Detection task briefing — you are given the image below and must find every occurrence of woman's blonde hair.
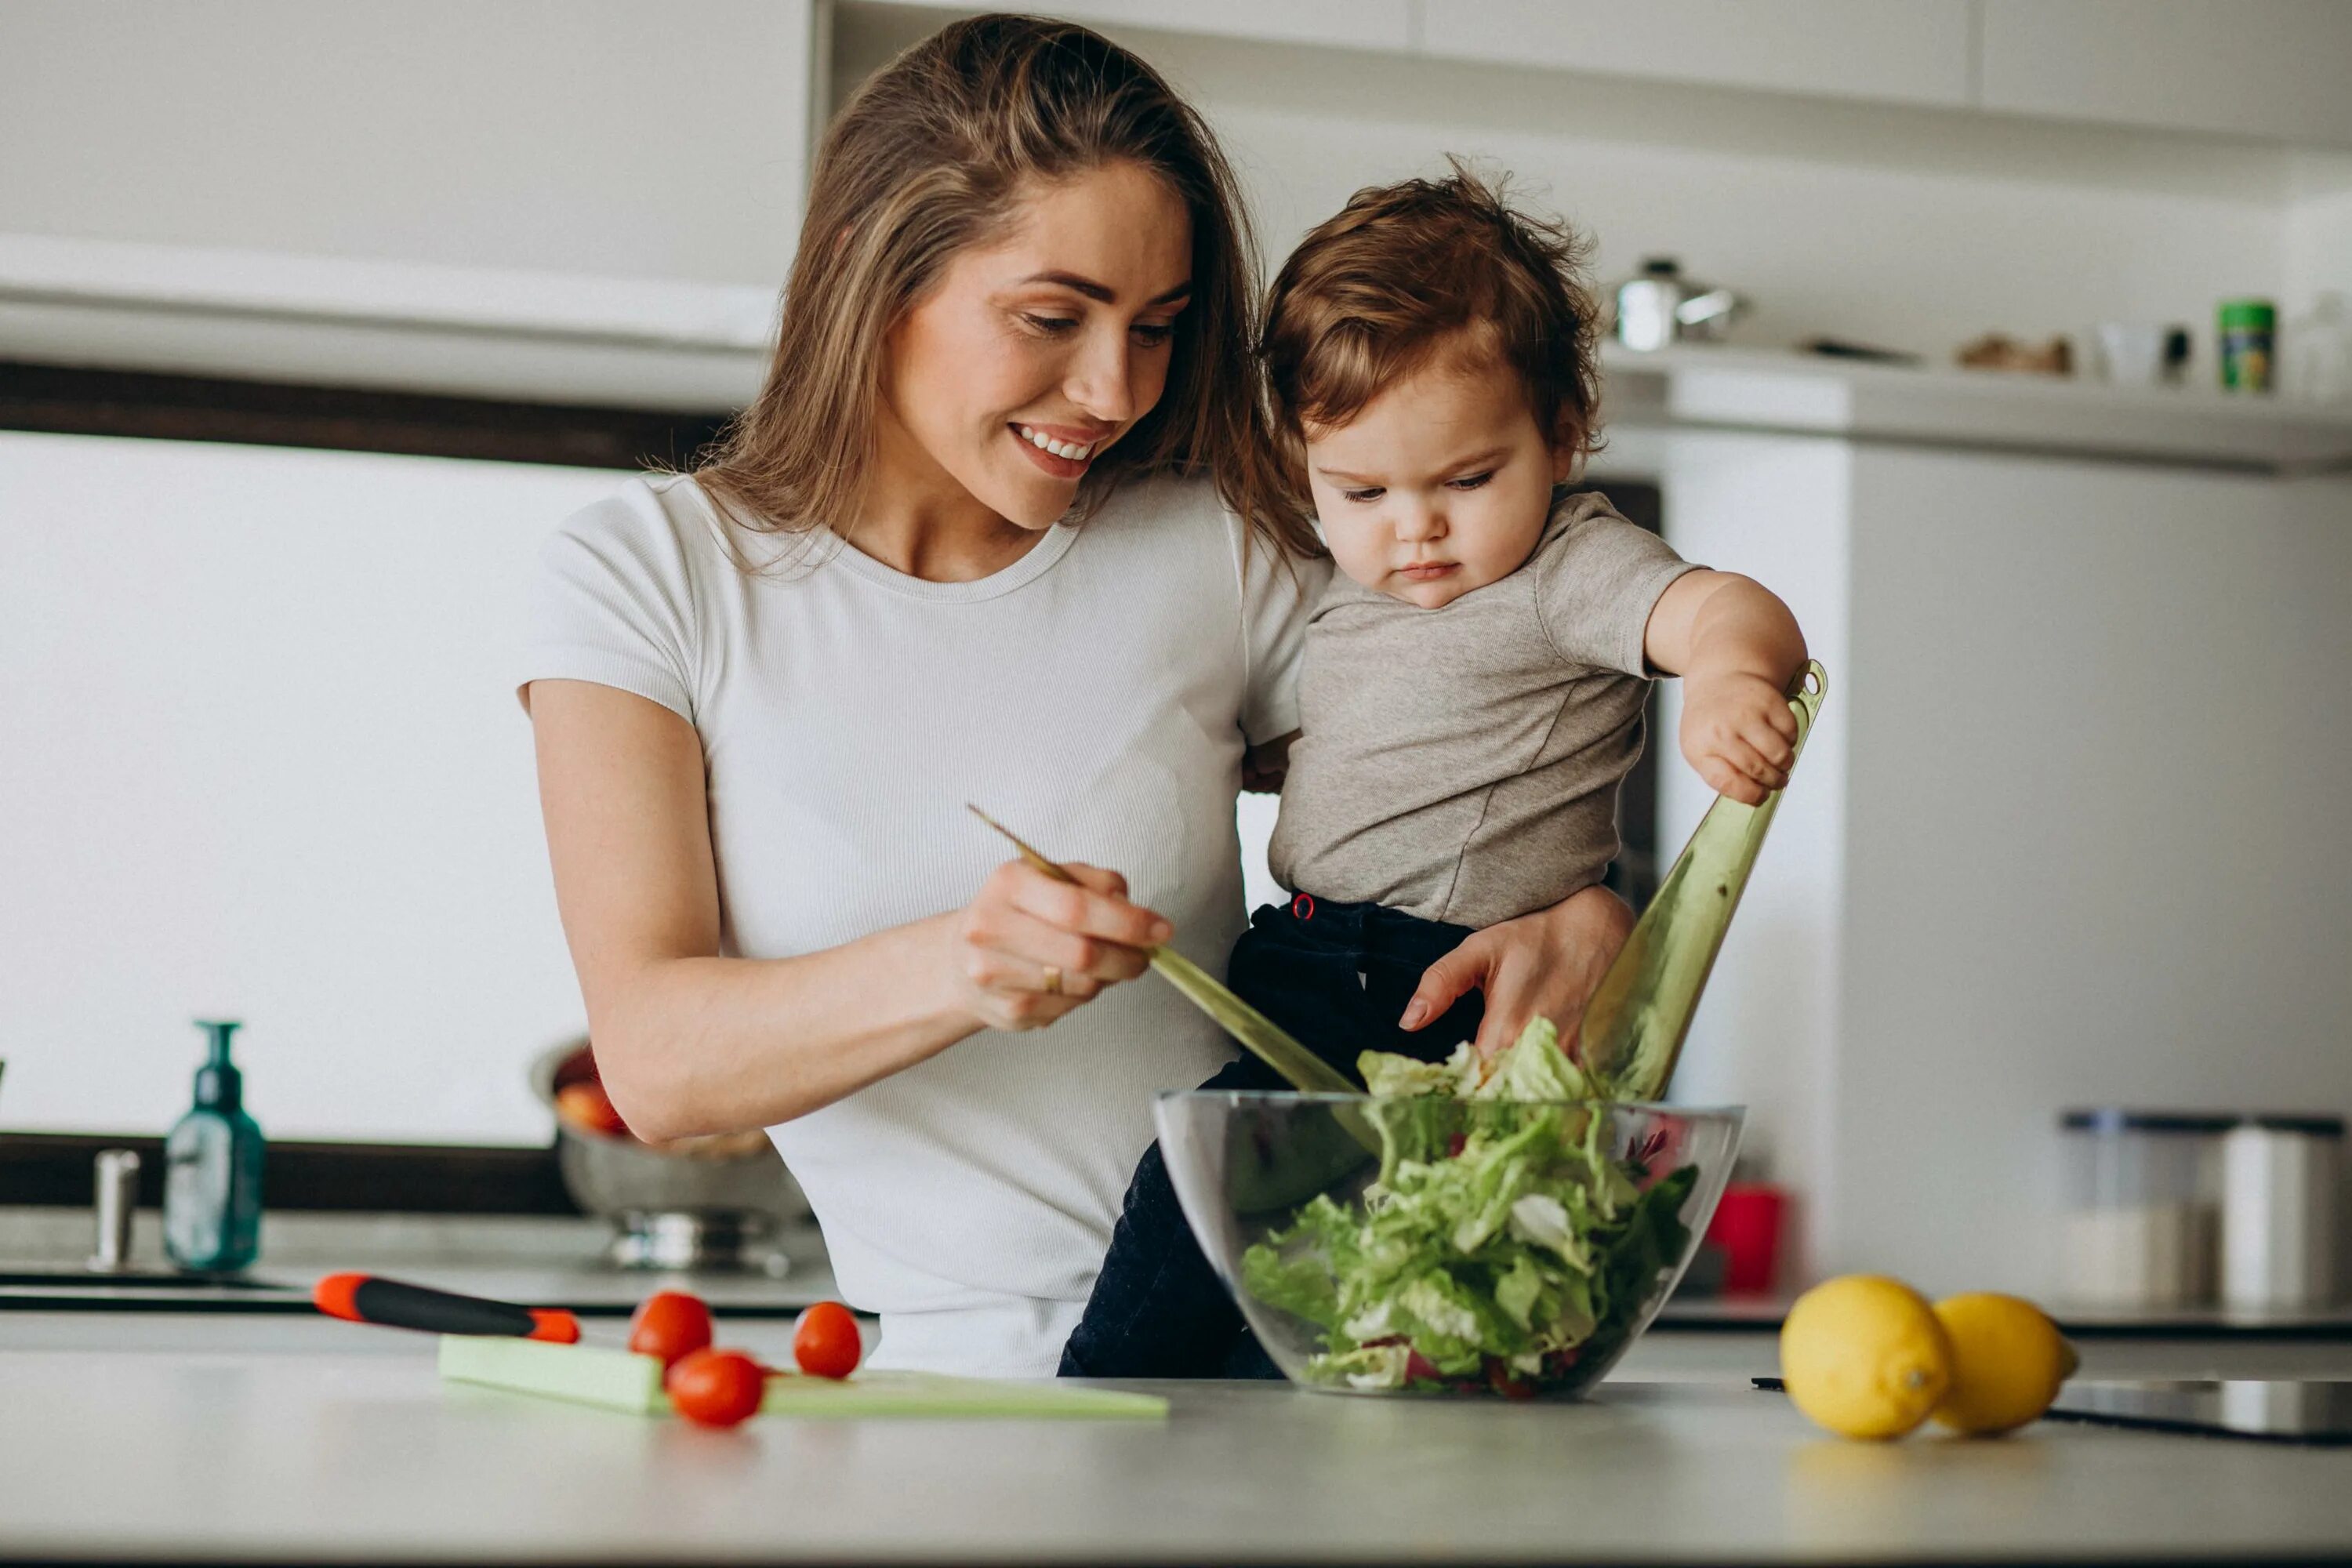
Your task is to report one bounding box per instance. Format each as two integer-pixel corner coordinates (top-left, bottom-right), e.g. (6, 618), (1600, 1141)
(697, 13), (1317, 564)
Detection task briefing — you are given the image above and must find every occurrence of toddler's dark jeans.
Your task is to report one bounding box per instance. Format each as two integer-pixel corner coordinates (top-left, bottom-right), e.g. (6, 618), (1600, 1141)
(1058, 896), (1484, 1379)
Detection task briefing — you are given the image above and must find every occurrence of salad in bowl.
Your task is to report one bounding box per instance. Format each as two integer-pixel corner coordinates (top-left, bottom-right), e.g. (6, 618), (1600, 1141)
(1155, 1019), (1741, 1398)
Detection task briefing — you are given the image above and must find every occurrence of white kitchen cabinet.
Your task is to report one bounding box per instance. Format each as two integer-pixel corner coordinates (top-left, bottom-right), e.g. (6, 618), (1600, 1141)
(0, 0), (821, 286)
(1603, 381), (2352, 1299)
(1418, 0), (1974, 108)
(1015, 0), (1414, 52)
(1828, 448), (2352, 1298)
(1979, 0), (2352, 147)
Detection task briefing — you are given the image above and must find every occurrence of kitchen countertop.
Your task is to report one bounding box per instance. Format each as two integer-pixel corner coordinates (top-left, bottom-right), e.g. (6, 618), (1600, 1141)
(3, 1312), (2350, 1566)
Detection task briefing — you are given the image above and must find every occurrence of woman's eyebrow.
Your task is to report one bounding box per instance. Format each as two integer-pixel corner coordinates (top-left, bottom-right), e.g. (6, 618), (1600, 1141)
(1018, 270), (1192, 306)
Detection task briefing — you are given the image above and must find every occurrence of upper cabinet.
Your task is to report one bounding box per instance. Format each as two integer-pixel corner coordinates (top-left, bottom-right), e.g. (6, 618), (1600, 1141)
(1043, 0), (1416, 52)
(855, 1), (2352, 151)
(0, 0), (822, 286)
(1418, 0), (1974, 109)
(1977, 0), (2352, 147)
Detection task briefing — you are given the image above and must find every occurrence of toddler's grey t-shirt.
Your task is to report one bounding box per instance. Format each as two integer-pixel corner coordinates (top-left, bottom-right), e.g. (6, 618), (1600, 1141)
(1268, 490), (1699, 929)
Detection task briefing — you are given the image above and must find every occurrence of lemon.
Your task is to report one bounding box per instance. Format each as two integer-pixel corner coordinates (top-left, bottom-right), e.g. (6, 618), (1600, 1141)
(1930, 1292), (2078, 1436)
(1780, 1275), (1953, 1440)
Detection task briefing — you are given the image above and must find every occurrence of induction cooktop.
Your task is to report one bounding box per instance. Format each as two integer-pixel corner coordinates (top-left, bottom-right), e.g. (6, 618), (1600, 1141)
(1755, 1377), (2352, 1444)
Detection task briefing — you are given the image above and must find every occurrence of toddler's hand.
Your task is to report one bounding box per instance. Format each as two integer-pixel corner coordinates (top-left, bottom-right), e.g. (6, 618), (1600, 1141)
(1679, 670), (1800, 807)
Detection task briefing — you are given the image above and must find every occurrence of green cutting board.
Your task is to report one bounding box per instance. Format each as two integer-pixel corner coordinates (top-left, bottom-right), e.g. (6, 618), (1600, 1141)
(761, 1370), (1165, 1419)
(437, 1335), (1167, 1420)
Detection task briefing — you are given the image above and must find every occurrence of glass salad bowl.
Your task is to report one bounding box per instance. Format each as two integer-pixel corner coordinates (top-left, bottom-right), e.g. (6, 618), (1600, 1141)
(1156, 1089), (1743, 1399)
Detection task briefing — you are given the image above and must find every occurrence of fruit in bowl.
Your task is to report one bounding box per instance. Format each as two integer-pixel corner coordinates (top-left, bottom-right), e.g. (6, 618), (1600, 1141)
(546, 1044), (770, 1161)
(554, 1078), (631, 1140)
(529, 1040), (809, 1269)
(1156, 1020), (1742, 1398)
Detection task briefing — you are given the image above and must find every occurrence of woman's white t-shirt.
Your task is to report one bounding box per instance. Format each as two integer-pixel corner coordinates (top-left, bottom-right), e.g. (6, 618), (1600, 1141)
(522, 473), (1324, 1377)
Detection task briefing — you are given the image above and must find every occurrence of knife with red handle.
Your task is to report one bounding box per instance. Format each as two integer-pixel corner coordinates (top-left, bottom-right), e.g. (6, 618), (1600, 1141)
(312, 1272), (581, 1343)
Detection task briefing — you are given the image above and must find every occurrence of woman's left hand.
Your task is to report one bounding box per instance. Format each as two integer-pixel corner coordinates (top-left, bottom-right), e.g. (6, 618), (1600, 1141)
(1398, 883), (1635, 1059)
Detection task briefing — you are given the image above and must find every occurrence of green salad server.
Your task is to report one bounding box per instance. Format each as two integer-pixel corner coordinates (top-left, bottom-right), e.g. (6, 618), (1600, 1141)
(967, 806), (1355, 1094)
(1577, 659), (1828, 1102)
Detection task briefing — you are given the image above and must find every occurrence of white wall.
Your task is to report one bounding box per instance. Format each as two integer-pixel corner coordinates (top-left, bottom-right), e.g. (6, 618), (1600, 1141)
(0, 434), (614, 1144)
(2285, 176), (2352, 316)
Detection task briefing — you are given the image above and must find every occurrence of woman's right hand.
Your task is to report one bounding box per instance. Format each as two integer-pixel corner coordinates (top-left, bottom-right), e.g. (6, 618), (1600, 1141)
(945, 860), (1170, 1032)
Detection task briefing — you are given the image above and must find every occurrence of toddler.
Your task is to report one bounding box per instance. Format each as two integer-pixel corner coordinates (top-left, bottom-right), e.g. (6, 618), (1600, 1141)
(1062, 166), (1807, 1378)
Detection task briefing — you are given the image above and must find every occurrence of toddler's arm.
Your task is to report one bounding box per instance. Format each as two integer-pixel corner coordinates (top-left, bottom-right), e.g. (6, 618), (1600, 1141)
(1642, 572), (1809, 807)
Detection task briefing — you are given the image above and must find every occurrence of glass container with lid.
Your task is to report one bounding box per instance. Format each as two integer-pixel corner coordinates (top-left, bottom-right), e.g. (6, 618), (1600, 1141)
(2059, 1109), (2229, 1309)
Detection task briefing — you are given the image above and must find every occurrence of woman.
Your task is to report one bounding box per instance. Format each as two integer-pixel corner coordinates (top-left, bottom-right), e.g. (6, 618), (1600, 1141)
(521, 14), (1632, 1377)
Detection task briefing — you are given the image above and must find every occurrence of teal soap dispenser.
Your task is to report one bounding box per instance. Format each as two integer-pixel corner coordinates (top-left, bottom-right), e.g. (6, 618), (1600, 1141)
(162, 1019), (266, 1273)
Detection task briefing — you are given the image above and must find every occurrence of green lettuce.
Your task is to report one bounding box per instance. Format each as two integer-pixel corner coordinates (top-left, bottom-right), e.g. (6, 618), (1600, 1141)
(1241, 1016), (1698, 1395)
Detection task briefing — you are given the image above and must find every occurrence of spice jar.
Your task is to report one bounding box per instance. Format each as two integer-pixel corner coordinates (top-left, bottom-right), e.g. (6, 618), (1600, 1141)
(2060, 1110), (2227, 1308)
(2218, 299), (2277, 393)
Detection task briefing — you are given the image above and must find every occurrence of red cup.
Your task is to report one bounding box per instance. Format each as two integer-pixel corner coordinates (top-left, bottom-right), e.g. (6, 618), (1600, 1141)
(1704, 1183), (1787, 1295)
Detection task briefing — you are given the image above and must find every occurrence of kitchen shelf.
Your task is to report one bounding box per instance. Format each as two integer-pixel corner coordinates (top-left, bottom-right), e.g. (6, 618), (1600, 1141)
(1602, 341), (2352, 474)
(9, 234), (2350, 471)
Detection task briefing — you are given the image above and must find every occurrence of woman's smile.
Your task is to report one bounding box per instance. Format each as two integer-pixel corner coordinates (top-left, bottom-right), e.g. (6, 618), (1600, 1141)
(1011, 419), (1109, 477)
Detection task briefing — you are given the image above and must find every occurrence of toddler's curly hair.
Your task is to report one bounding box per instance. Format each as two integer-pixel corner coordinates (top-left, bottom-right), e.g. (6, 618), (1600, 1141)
(1260, 159), (1603, 496)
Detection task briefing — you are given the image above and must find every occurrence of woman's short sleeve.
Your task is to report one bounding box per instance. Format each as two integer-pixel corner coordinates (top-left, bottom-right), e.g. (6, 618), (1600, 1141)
(519, 485), (702, 722)
(1230, 521), (1330, 745)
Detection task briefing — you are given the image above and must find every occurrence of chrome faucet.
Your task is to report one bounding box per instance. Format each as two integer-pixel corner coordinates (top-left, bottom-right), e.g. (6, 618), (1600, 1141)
(89, 1150), (142, 1272)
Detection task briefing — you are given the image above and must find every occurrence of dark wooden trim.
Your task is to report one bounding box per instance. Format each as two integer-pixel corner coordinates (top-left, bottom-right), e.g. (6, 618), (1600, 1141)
(0, 1295), (818, 1319)
(0, 1131), (579, 1216)
(0, 359), (734, 470)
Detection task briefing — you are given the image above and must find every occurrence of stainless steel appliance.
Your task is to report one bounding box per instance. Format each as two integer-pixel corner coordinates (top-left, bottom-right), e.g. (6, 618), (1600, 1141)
(1613, 257), (1744, 351)
(529, 1040), (810, 1272)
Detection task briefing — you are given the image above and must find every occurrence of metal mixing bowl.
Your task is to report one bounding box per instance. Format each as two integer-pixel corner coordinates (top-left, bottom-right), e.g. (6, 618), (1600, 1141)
(529, 1038), (810, 1271)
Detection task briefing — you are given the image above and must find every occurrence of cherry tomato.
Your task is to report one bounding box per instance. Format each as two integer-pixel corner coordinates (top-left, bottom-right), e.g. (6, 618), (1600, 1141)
(628, 1290), (713, 1368)
(666, 1348), (766, 1428)
(1483, 1356), (1537, 1400)
(792, 1301), (862, 1380)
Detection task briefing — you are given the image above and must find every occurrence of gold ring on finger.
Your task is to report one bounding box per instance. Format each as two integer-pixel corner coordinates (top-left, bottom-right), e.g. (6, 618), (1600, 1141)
(1041, 965), (1063, 996)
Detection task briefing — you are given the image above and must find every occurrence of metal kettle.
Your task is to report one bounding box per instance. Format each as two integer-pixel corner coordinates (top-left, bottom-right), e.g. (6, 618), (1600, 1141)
(1613, 257), (1744, 351)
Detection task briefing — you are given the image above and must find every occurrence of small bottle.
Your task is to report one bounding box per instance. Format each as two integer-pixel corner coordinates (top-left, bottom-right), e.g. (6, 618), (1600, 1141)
(163, 1019), (266, 1273)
